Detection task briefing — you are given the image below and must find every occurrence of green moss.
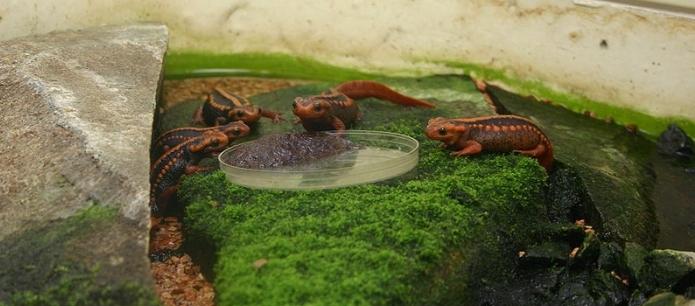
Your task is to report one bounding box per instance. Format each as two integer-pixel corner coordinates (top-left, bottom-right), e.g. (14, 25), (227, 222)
(6, 274), (158, 306)
(183, 154), (547, 305)
(179, 84), (549, 304)
(0, 205), (158, 306)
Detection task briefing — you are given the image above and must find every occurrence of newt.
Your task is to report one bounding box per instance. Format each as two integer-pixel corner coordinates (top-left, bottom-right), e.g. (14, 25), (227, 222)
(150, 131), (230, 214)
(292, 80), (435, 131)
(151, 120), (250, 161)
(425, 115), (554, 171)
(192, 87), (283, 126)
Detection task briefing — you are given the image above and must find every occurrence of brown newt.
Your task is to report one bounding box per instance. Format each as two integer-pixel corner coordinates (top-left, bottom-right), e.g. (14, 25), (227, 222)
(192, 87), (282, 126)
(425, 115), (554, 171)
(151, 121), (250, 161)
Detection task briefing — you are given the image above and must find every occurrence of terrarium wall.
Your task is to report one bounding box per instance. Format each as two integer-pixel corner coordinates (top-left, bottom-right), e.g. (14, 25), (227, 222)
(2, 0), (694, 122)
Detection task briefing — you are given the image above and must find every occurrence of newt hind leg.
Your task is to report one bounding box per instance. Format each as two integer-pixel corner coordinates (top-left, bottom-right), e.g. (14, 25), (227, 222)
(513, 144), (546, 158)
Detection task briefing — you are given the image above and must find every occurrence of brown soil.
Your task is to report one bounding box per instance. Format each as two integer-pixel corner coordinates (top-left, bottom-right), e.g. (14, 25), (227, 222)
(162, 77), (308, 109)
(150, 216), (214, 306)
(151, 77), (304, 306)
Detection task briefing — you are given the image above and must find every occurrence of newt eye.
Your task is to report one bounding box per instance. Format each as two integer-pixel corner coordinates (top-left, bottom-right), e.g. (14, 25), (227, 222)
(313, 102), (322, 112)
(236, 110), (245, 117)
(438, 127), (447, 136)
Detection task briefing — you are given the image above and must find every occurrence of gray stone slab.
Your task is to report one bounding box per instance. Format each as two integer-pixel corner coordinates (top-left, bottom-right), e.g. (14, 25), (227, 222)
(0, 24), (167, 300)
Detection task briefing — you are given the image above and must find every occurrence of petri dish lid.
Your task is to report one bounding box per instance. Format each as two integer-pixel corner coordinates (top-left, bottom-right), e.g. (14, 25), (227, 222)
(218, 130), (419, 190)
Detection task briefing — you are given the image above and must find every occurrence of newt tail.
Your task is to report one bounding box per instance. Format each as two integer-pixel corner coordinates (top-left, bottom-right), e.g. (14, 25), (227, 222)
(334, 80), (435, 108)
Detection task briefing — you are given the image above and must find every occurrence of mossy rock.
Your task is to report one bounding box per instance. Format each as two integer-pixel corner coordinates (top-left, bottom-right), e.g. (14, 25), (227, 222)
(642, 292), (693, 306)
(490, 87), (658, 247)
(640, 250), (695, 293)
(0, 205), (158, 306)
(178, 75), (557, 305)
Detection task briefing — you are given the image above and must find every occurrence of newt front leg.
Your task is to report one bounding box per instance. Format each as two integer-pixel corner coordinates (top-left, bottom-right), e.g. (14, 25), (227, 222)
(451, 140), (482, 157)
(259, 108), (284, 123)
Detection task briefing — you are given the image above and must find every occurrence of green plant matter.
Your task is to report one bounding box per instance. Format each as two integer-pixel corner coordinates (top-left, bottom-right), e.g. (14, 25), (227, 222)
(181, 113), (549, 305)
(0, 205), (158, 306)
(5, 274), (157, 306)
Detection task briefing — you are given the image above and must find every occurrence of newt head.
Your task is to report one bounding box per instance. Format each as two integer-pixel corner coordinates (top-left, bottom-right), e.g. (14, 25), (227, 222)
(219, 120), (251, 139)
(292, 96), (331, 119)
(189, 131), (230, 154)
(425, 117), (467, 146)
(227, 105), (261, 124)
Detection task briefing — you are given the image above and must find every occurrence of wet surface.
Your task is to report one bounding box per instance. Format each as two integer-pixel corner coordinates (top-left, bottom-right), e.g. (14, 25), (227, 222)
(490, 85), (694, 251)
(651, 156), (695, 251)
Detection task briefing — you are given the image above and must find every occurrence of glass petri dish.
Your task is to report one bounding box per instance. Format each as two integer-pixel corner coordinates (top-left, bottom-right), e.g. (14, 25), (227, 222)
(218, 130), (419, 190)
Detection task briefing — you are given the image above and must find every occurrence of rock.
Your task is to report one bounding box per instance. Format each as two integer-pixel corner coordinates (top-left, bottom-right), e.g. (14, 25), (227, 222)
(641, 250), (695, 292)
(571, 230), (601, 267)
(551, 270), (630, 306)
(625, 242), (649, 283)
(629, 290), (648, 306)
(545, 163), (597, 224)
(657, 124), (694, 160)
(0, 24), (167, 303)
(491, 86), (658, 247)
(642, 292), (695, 306)
(598, 242), (625, 273)
(520, 241), (570, 268)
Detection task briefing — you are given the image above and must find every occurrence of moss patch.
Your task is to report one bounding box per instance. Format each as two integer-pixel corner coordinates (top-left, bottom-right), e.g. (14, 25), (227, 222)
(3, 274), (157, 306)
(176, 76), (556, 304)
(0, 205), (158, 306)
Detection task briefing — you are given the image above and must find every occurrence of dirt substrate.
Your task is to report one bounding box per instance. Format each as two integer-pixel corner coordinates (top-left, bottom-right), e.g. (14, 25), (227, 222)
(150, 77), (303, 306)
(162, 77), (306, 108)
(150, 217), (215, 306)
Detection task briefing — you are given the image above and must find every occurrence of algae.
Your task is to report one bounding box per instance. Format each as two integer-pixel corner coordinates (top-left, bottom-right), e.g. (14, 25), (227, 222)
(489, 86), (659, 247)
(0, 205), (158, 306)
(176, 76), (553, 305)
(163, 52), (695, 138)
(165, 52), (377, 82)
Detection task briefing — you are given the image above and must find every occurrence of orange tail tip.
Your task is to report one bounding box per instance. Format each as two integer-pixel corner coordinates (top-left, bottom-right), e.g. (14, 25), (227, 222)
(334, 80), (435, 108)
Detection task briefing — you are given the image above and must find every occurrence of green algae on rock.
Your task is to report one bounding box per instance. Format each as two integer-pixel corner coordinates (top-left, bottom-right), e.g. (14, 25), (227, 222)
(176, 76), (556, 304)
(0, 205), (158, 306)
(489, 87), (659, 248)
(181, 154), (547, 305)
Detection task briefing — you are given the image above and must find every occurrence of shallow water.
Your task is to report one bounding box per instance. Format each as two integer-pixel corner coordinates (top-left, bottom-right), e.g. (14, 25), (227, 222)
(651, 155), (695, 251)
